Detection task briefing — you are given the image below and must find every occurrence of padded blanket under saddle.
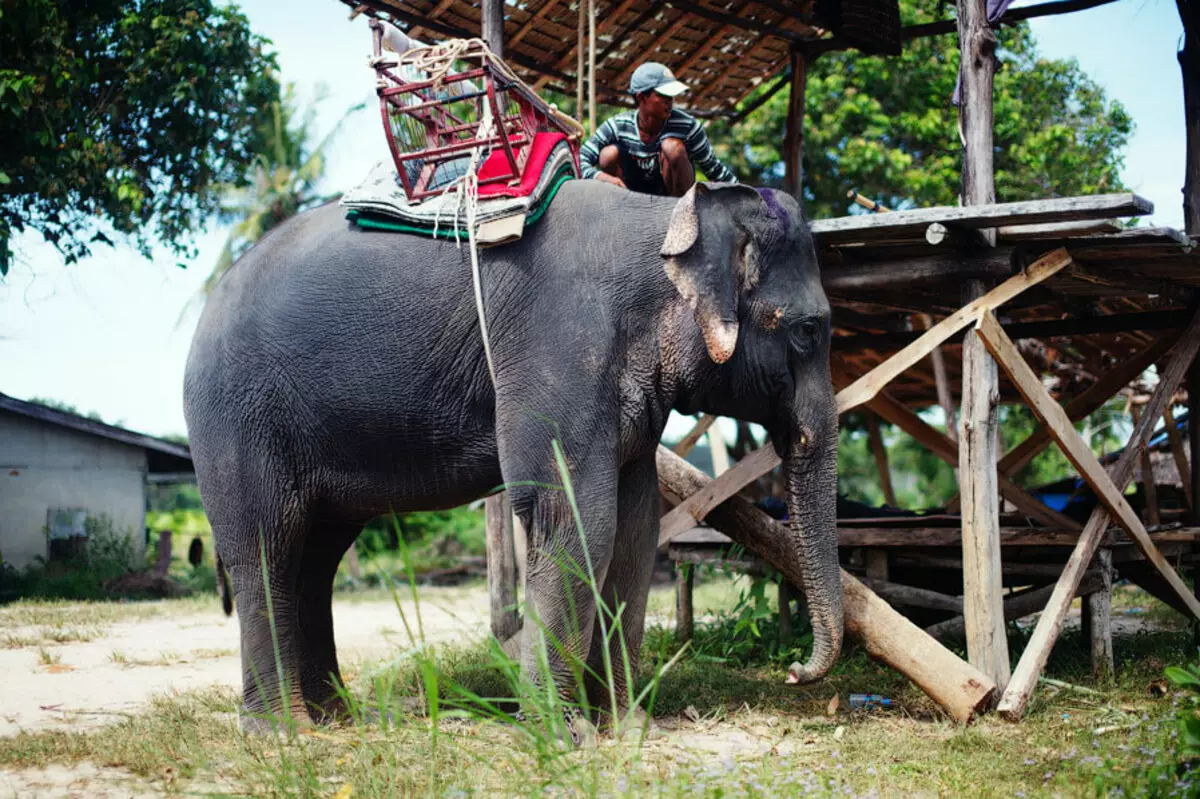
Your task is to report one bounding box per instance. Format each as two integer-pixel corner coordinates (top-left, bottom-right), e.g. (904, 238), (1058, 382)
(341, 134), (577, 246)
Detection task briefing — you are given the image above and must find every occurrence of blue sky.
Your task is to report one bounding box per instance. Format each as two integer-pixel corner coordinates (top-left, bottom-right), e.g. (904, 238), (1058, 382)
(0, 0), (1188, 439)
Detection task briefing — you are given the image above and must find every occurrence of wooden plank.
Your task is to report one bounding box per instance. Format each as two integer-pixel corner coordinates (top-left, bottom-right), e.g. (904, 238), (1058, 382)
(708, 417), (730, 476)
(486, 492), (521, 642)
(996, 220), (1123, 240)
(672, 414), (717, 457)
(863, 578), (962, 612)
(976, 311), (1200, 620)
(996, 307), (1200, 720)
(959, 281), (1009, 692)
(658, 444), (780, 546)
(835, 248), (1072, 413)
(867, 414), (898, 507)
(1163, 405), (1194, 510)
(809, 195), (1153, 245)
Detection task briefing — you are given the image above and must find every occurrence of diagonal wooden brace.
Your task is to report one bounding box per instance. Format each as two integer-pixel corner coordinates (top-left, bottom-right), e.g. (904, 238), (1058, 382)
(658, 248), (1074, 547)
(994, 305), (1200, 720)
(977, 310), (1200, 620)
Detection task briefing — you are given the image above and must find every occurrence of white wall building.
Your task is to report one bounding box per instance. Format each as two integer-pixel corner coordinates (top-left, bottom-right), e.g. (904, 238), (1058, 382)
(0, 394), (193, 570)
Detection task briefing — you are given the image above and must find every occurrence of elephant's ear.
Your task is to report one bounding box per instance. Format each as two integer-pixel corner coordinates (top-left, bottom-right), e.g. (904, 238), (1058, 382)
(661, 183), (761, 364)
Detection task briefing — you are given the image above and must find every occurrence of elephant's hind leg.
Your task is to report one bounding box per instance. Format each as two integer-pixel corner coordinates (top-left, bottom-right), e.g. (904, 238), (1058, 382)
(216, 493), (314, 732)
(296, 521), (362, 723)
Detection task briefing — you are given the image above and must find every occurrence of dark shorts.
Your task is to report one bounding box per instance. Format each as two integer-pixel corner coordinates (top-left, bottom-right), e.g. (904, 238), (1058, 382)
(616, 145), (668, 196)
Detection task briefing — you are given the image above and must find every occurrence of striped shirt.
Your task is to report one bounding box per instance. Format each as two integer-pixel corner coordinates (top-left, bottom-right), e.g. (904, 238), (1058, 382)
(579, 109), (737, 194)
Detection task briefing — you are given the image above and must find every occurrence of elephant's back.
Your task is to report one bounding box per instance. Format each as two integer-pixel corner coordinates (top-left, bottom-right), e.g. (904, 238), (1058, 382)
(184, 203), (493, 462)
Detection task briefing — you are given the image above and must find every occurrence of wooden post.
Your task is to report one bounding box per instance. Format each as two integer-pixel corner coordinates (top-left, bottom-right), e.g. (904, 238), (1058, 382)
(1133, 405), (1160, 526)
(481, 0), (504, 56)
(778, 579), (793, 647)
(1164, 405), (1193, 512)
(959, 280), (1009, 694)
(919, 313), (958, 445)
(486, 493), (521, 642)
(708, 418), (731, 476)
(576, 0), (585, 119)
(676, 563), (694, 643)
(867, 412), (898, 507)
(957, 0), (997, 244)
(1081, 548), (1114, 680)
(1190, 356), (1200, 526)
(1179, 0), (1200, 234)
(588, 0), (596, 132)
(783, 46), (808, 199)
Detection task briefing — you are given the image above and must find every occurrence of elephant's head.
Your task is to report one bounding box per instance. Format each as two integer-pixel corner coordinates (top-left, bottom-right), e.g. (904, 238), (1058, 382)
(661, 182), (841, 683)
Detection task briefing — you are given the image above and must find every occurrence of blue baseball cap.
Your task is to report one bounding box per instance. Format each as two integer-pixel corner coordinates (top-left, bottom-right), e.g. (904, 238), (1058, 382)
(629, 62), (688, 97)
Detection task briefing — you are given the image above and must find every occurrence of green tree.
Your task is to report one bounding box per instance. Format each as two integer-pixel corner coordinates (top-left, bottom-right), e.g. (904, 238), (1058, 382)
(709, 0), (1133, 218)
(0, 0), (279, 275)
(204, 84), (362, 291)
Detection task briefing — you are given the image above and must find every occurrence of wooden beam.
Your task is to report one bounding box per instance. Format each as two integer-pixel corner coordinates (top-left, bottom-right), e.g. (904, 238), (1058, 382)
(977, 310), (1200, 620)
(821, 250), (1013, 293)
(783, 46), (808, 199)
(532, 0), (644, 91)
(1191, 355), (1200, 526)
(863, 578), (962, 612)
(959, 281), (1009, 692)
(835, 249), (1071, 414)
(673, 414), (718, 457)
(507, 0), (560, 49)
(809, 0), (1121, 55)
(831, 310), (1189, 353)
(486, 493), (521, 642)
(481, 0), (504, 56)
(996, 305), (1200, 720)
(1081, 548), (1114, 680)
(917, 312), (958, 445)
(926, 569), (1106, 641)
(659, 443), (779, 546)
(1179, 0), (1200, 234)
(1164, 405), (1194, 510)
(708, 417), (730, 476)
(809, 195), (1153, 245)
(664, 0), (807, 42)
(612, 12), (693, 89)
(867, 413), (898, 506)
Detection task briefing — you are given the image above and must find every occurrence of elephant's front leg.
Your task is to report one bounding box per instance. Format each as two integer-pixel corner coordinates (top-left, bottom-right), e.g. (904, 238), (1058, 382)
(517, 466), (618, 740)
(583, 450), (660, 720)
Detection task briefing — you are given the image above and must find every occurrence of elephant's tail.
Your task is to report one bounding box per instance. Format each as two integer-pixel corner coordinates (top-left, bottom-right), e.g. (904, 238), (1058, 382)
(216, 554), (233, 616)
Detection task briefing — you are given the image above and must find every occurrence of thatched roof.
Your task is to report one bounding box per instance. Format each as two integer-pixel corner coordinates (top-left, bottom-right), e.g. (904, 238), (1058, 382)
(339, 0), (900, 117)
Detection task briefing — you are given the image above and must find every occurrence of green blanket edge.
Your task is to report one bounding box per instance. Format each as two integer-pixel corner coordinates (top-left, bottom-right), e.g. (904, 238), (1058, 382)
(346, 170), (575, 240)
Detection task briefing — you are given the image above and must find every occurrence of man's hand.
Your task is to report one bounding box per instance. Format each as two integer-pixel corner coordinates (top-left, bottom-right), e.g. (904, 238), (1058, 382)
(595, 172), (627, 189)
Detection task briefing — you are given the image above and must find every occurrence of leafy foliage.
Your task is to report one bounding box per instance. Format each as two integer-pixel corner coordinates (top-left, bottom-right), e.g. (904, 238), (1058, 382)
(204, 84), (363, 292)
(0, 0), (279, 275)
(707, 0), (1133, 219)
(1167, 662), (1200, 758)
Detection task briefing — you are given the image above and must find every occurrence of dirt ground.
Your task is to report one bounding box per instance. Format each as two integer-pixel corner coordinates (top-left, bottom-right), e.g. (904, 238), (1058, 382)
(0, 587), (491, 739)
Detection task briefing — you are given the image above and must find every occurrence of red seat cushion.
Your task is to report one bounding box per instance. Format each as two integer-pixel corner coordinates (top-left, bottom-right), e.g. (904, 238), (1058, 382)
(477, 131), (568, 198)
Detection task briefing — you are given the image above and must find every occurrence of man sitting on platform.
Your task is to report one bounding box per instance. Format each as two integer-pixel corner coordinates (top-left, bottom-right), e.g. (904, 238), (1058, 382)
(579, 62), (738, 197)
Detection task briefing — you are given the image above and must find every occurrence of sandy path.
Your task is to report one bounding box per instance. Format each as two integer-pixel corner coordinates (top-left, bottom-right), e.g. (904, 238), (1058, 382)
(0, 586), (491, 738)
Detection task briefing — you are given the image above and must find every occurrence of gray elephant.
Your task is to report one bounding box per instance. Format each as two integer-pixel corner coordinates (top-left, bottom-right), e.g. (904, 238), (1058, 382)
(183, 180), (840, 731)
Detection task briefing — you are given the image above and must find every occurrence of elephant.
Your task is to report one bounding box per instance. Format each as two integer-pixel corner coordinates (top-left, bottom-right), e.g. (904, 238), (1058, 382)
(183, 179), (841, 732)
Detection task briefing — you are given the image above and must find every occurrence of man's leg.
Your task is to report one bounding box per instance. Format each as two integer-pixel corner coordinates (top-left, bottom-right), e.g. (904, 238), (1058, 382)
(598, 145), (624, 182)
(660, 138), (695, 197)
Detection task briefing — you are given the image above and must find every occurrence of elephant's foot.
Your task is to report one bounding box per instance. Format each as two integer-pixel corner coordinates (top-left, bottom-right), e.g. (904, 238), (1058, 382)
(237, 704), (315, 737)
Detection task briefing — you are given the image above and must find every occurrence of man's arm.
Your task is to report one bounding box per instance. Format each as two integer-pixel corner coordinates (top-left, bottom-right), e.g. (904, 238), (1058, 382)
(579, 119), (619, 180)
(683, 123), (738, 184)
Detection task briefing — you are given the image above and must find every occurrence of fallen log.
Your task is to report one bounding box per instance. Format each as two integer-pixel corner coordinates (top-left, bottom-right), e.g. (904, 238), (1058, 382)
(656, 445), (996, 723)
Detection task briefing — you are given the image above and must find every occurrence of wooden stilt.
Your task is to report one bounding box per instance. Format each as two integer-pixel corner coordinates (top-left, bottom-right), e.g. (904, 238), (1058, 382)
(576, 0), (584, 117)
(1190, 355), (1200, 526)
(676, 564), (695, 643)
(481, 0), (504, 56)
(1133, 405), (1160, 526)
(867, 413), (898, 507)
(1163, 405), (1193, 512)
(959, 281), (1010, 694)
(996, 308), (1200, 720)
(1082, 548), (1114, 680)
(587, 0), (596, 132)
(486, 493), (521, 643)
(779, 579), (793, 647)
(783, 46), (808, 199)
(866, 549), (889, 582)
(926, 569), (1106, 641)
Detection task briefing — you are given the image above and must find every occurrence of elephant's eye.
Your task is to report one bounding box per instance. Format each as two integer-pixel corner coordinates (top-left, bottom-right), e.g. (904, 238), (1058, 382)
(786, 316), (823, 355)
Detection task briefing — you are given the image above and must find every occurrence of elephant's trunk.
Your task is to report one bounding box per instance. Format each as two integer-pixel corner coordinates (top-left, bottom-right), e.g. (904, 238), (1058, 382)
(782, 407), (843, 684)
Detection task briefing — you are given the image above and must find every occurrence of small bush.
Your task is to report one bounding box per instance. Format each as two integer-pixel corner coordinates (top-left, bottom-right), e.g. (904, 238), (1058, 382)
(3, 515), (138, 601)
